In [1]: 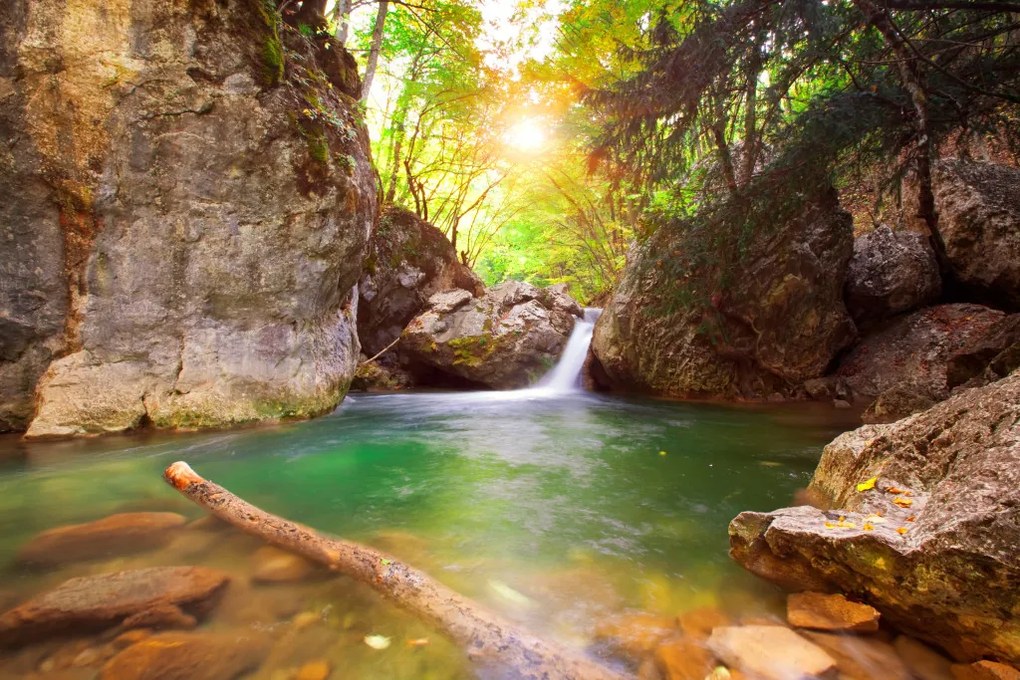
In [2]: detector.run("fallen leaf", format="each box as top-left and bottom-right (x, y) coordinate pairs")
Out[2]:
(906, 515), (916, 522)
(863, 523), (874, 531)
(364, 635), (392, 650)
(897, 527), (909, 535)
(380, 558), (392, 566)
(856, 476), (878, 492)
(406, 638), (430, 647)
(885, 486), (908, 494)
(892, 496), (913, 508)
(659, 450), (668, 456)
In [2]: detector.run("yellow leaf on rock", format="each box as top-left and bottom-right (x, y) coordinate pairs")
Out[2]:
(893, 497), (913, 508)
(856, 477), (878, 492)
(897, 527), (909, 535)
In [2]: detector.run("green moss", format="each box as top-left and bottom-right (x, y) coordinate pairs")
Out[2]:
(448, 334), (497, 367)
(258, 0), (285, 86)
(307, 134), (330, 163)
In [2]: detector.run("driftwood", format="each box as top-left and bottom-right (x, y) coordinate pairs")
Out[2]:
(163, 461), (629, 680)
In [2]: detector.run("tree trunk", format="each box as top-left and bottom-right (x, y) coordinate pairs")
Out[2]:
(852, 0), (950, 270)
(292, 0), (329, 30)
(361, 1), (389, 104)
(162, 462), (628, 680)
(333, 0), (353, 45)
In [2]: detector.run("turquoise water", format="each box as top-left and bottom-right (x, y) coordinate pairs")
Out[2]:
(0, 391), (857, 677)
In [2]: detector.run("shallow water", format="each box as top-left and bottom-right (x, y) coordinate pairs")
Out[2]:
(0, 390), (859, 678)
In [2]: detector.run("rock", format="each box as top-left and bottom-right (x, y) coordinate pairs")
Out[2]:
(358, 206), (484, 358)
(592, 187), (856, 399)
(17, 512), (186, 566)
(952, 661), (1020, 680)
(729, 371), (1020, 664)
(0, 566), (229, 647)
(350, 357), (415, 392)
(844, 225), (941, 328)
(894, 636), (954, 680)
(677, 607), (730, 641)
(2, 0), (376, 437)
(803, 631), (911, 680)
(933, 159), (1020, 306)
(835, 304), (1015, 421)
(786, 592), (880, 633)
(706, 625), (837, 680)
(99, 631), (268, 680)
(401, 281), (582, 389)
(593, 612), (678, 662)
(654, 637), (716, 680)
(294, 659), (332, 680)
(251, 546), (317, 583)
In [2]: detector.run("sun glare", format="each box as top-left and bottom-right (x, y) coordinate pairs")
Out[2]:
(503, 118), (547, 154)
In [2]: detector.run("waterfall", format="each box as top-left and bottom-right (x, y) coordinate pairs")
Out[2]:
(534, 308), (602, 393)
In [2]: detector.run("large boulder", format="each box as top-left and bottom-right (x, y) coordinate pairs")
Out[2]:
(934, 159), (1020, 307)
(401, 281), (581, 389)
(835, 304), (1019, 422)
(844, 225), (941, 328)
(592, 188), (856, 398)
(17, 512), (187, 566)
(0, 0), (377, 437)
(729, 370), (1020, 664)
(358, 206), (483, 357)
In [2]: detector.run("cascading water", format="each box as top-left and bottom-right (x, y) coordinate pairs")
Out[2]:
(533, 307), (602, 393)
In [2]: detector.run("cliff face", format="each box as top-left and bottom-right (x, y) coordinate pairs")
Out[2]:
(0, 0), (377, 437)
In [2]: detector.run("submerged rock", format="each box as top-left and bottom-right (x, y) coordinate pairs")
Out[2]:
(844, 225), (941, 328)
(729, 371), (1020, 664)
(1, 0), (376, 437)
(99, 630), (268, 680)
(17, 512), (186, 566)
(835, 304), (1016, 421)
(592, 187), (855, 399)
(358, 206), (484, 358)
(401, 281), (581, 389)
(0, 566), (229, 647)
(706, 625), (837, 680)
(803, 631), (912, 680)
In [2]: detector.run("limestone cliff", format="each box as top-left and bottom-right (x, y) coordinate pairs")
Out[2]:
(0, 0), (377, 437)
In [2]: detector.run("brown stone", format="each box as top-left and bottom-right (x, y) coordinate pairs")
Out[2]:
(804, 631), (911, 680)
(594, 612), (678, 662)
(677, 606), (730, 641)
(99, 631), (268, 680)
(787, 592), (880, 633)
(707, 625), (837, 680)
(0, 567), (229, 647)
(17, 512), (187, 566)
(654, 637), (716, 680)
(952, 661), (1020, 680)
(894, 636), (954, 680)
(251, 546), (317, 584)
(294, 659), (332, 680)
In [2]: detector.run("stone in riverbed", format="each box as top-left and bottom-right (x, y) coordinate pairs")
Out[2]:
(894, 636), (954, 680)
(17, 512), (187, 566)
(593, 612), (678, 662)
(952, 661), (1020, 680)
(99, 631), (268, 680)
(786, 592), (880, 633)
(654, 637), (716, 680)
(706, 625), (837, 680)
(803, 631), (911, 680)
(0, 566), (229, 647)
(251, 546), (318, 584)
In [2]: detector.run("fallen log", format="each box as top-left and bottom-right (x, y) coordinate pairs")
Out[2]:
(163, 461), (630, 680)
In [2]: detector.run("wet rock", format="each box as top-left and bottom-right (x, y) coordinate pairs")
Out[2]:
(952, 661), (1020, 680)
(730, 371), (1020, 664)
(358, 206), (484, 358)
(654, 637), (716, 680)
(17, 512), (186, 566)
(401, 281), (582, 389)
(786, 592), (880, 633)
(0, 566), (229, 647)
(99, 631), (268, 680)
(677, 607), (730, 642)
(251, 546), (317, 584)
(934, 159), (1020, 306)
(894, 636), (954, 680)
(592, 187), (855, 399)
(835, 304), (1014, 422)
(4, 0), (376, 438)
(803, 631), (911, 680)
(594, 612), (678, 662)
(845, 225), (941, 328)
(706, 625), (837, 680)
(350, 358), (415, 392)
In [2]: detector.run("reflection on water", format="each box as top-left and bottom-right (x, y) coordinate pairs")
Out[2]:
(0, 391), (857, 678)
